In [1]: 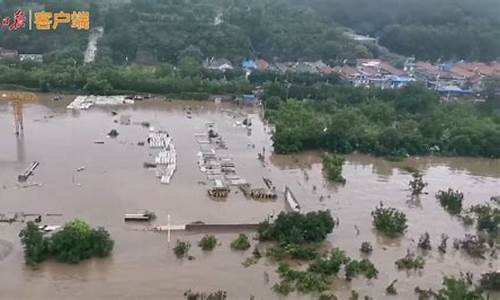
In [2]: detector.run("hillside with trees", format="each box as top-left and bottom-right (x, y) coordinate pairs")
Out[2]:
(302, 0), (500, 62)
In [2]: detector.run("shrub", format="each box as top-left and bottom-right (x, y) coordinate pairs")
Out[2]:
(409, 172), (427, 195)
(19, 222), (49, 266)
(308, 248), (349, 276)
(230, 234), (251, 250)
(436, 189), (464, 214)
(480, 271), (500, 290)
(174, 240), (191, 258)
(345, 259), (378, 280)
(322, 153), (346, 183)
(360, 241), (373, 254)
(267, 243), (319, 261)
(371, 203), (408, 237)
(438, 276), (485, 299)
(395, 254), (425, 270)
(198, 235), (218, 251)
(258, 210), (335, 244)
(275, 263), (331, 294)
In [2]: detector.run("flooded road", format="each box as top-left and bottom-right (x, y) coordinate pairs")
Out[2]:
(1, 93), (499, 299)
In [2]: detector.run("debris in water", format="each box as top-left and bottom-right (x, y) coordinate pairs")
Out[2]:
(76, 166), (86, 172)
(18, 161), (39, 182)
(107, 129), (119, 137)
(418, 232), (432, 250)
(438, 234), (449, 253)
(94, 140), (105, 144)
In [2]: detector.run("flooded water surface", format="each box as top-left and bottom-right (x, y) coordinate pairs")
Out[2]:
(1, 93), (499, 299)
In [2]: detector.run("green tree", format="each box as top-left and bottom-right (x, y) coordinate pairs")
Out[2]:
(19, 222), (49, 266)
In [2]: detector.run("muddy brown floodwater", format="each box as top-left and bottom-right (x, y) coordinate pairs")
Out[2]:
(1, 92), (500, 299)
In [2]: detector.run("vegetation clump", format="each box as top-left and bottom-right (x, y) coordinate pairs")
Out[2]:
(480, 271), (500, 291)
(183, 289), (227, 300)
(418, 232), (432, 250)
(230, 234), (251, 251)
(258, 210), (335, 244)
(345, 259), (379, 281)
(436, 189), (464, 215)
(174, 240), (191, 258)
(371, 203), (408, 237)
(360, 241), (373, 254)
(395, 253), (425, 270)
(198, 235), (218, 251)
(409, 172), (427, 195)
(19, 220), (114, 266)
(416, 275), (486, 299)
(322, 153), (346, 183)
(267, 243), (319, 261)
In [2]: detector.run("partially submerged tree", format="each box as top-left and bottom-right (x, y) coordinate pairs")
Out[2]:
(322, 153), (346, 183)
(258, 210), (335, 244)
(371, 203), (408, 237)
(436, 189), (464, 215)
(230, 234), (251, 251)
(19, 221), (49, 266)
(49, 220), (113, 263)
(198, 235), (218, 251)
(174, 240), (191, 258)
(19, 219), (114, 266)
(409, 172), (427, 195)
(395, 253), (425, 270)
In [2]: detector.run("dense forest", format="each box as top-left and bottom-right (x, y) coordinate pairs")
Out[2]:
(302, 0), (500, 62)
(0, 0), (371, 64)
(265, 83), (500, 158)
(1, 0), (499, 63)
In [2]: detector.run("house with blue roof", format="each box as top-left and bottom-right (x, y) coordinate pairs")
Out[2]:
(241, 59), (257, 71)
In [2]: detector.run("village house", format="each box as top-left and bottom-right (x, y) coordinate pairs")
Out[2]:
(203, 57), (233, 71)
(19, 54), (43, 63)
(0, 47), (18, 60)
(241, 59), (257, 71)
(256, 59), (270, 71)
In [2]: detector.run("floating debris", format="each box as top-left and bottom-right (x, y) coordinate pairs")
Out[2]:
(284, 186), (301, 213)
(94, 140), (105, 144)
(18, 161), (39, 182)
(107, 129), (119, 137)
(67, 95), (133, 110)
(124, 211), (156, 222)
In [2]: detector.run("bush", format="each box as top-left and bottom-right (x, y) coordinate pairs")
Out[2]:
(19, 220), (114, 266)
(308, 248), (350, 276)
(19, 222), (49, 266)
(258, 210), (335, 244)
(436, 189), (464, 214)
(345, 259), (378, 280)
(360, 241), (373, 254)
(409, 172), (427, 195)
(267, 243), (319, 261)
(395, 254), (425, 270)
(438, 276), (485, 299)
(275, 263), (331, 294)
(371, 203), (408, 237)
(322, 153), (346, 183)
(174, 240), (191, 258)
(198, 235), (218, 251)
(480, 271), (500, 291)
(230, 234), (251, 251)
